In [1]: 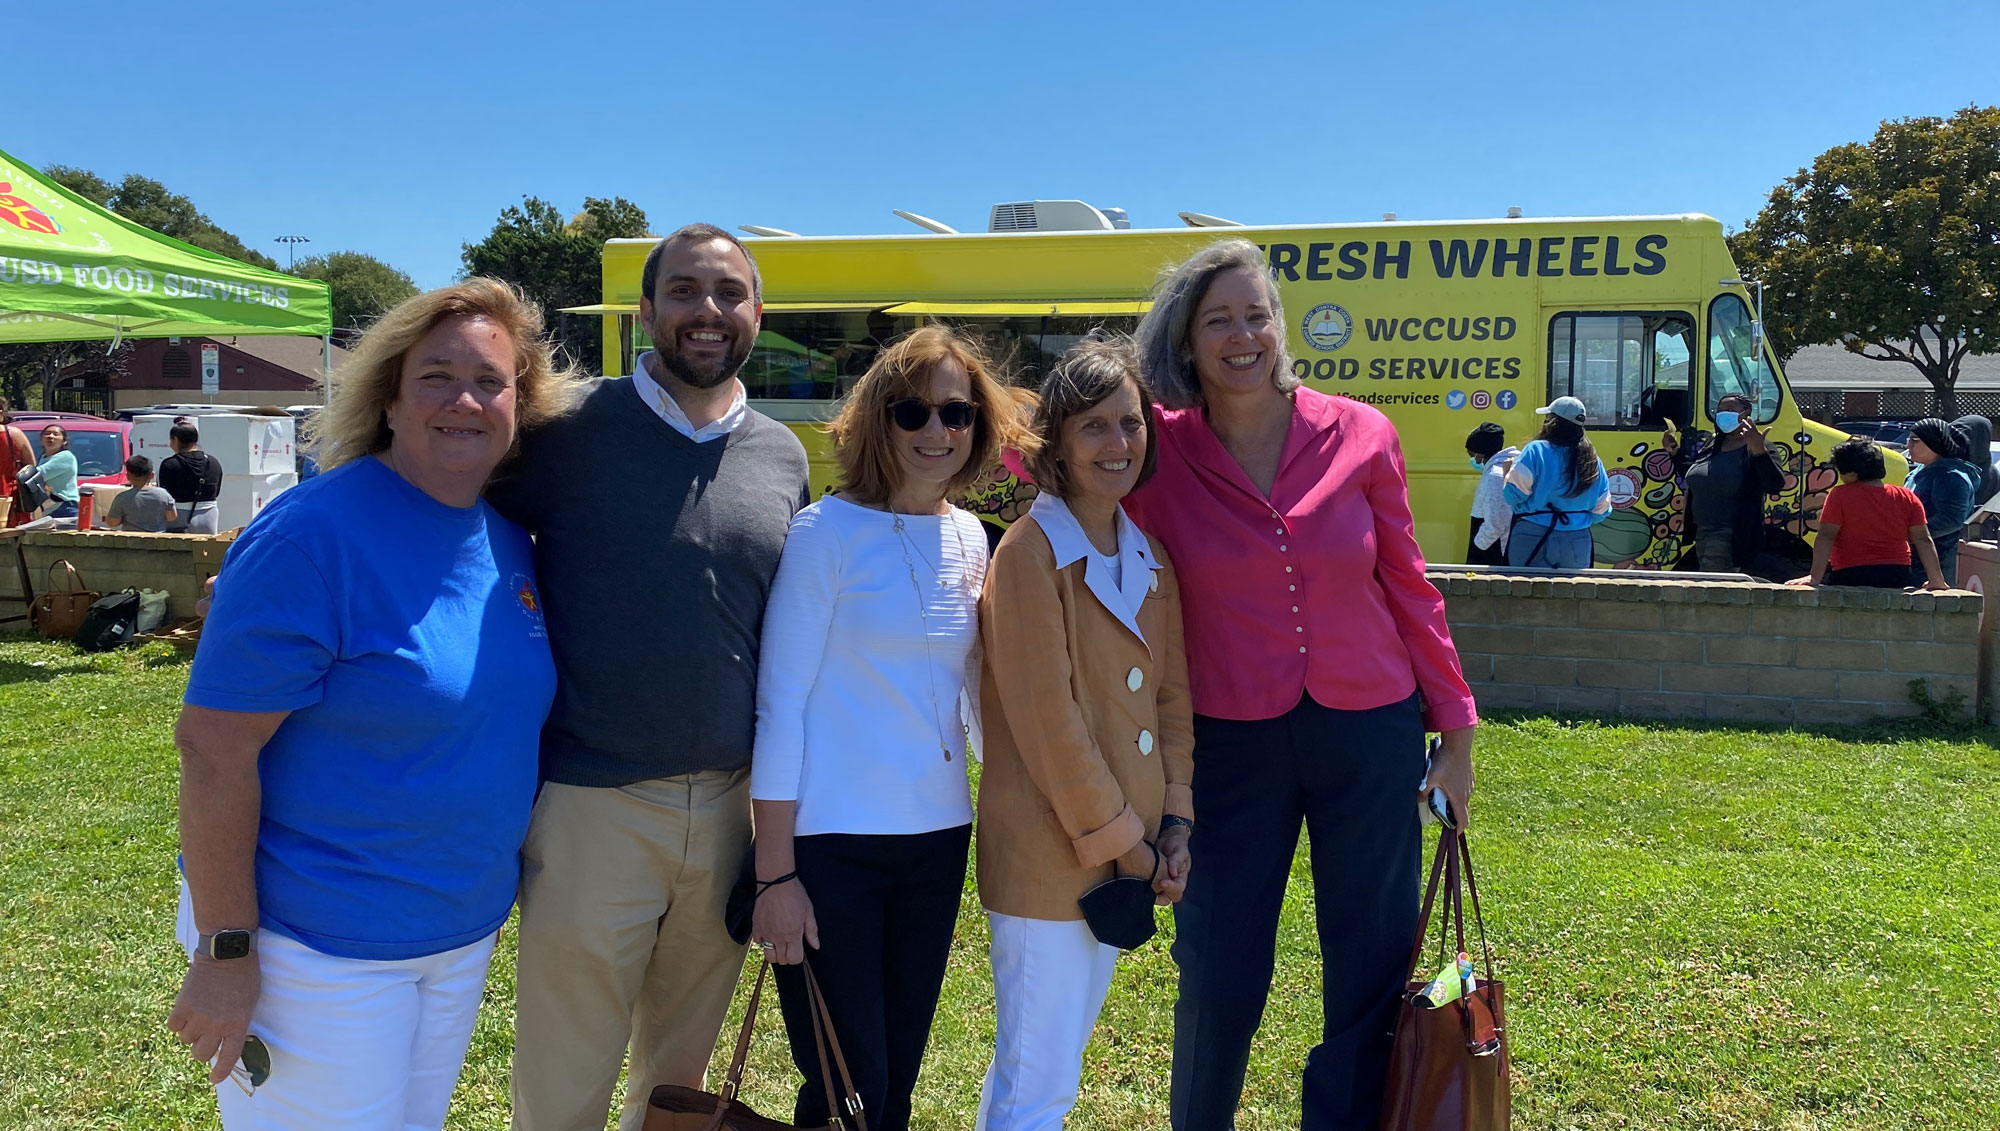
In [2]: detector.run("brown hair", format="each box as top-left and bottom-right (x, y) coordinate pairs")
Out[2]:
(308, 278), (580, 470)
(1024, 333), (1157, 499)
(827, 325), (1031, 505)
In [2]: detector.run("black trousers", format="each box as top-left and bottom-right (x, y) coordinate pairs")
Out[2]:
(773, 823), (970, 1131)
(1170, 692), (1425, 1131)
(1465, 518), (1508, 567)
(1826, 563), (1911, 588)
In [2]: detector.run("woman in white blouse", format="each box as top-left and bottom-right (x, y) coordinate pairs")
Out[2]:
(750, 325), (1029, 1131)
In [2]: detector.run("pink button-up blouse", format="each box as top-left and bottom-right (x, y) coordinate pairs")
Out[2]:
(1123, 387), (1478, 731)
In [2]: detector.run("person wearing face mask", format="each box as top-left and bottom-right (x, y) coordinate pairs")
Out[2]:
(1902, 417), (1979, 586)
(1664, 394), (1786, 575)
(1123, 240), (1478, 1131)
(750, 325), (1031, 1130)
(486, 225), (813, 1131)
(1463, 422), (1516, 566)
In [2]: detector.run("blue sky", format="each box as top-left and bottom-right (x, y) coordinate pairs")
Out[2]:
(12, 0), (1998, 289)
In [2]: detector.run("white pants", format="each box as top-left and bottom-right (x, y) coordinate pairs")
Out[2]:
(176, 881), (498, 1131)
(975, 912), (1121, 1131)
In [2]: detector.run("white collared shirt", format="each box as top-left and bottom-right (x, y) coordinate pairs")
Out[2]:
(634, 351), (750, 443)
(1029, 493), (1161, 647)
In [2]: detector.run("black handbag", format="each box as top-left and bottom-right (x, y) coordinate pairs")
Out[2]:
(1077, 842), (1159, 950)
(16, 462), (51, 513)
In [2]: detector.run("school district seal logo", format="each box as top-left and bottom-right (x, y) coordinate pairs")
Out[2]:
(1301, 303), (1352, 352)
(512, 573), (547, 638)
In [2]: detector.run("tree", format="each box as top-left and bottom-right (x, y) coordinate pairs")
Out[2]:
(1729, 106), (2000, 419)
(0, 339), (132, 414)
(0, 166), (277, 404)
(290, 251), (419, 341)
(42, 165), (280, 270)
(462, 195), (652, 373)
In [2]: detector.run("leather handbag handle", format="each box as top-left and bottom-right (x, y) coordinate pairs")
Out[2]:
(804, 960), (868, 1130)
(1407, 825), (1455, 977)
(1458, 832), (1498, 984)
(43, 559), (86, 594)
(700, 959), (774, 1131)
(700, 957), (870, 1131)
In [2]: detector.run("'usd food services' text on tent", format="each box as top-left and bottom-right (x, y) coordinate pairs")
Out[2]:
(0, 146), (331, 348)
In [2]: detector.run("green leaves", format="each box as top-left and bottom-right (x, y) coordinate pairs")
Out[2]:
(287, 251), (418, 337)
(1730, 106), (2000, 417)
(460, 195), (652, 374)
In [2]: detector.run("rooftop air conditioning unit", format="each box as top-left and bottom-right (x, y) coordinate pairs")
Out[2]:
(988, 200), (1121, 232)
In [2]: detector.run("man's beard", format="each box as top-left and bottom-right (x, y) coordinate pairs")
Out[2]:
(651, 319), (753, 390)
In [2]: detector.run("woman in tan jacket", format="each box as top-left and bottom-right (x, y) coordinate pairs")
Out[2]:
(975, 335), (1195, 1131)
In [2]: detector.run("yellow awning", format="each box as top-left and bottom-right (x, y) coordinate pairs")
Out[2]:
(883, 300), (1152, 317)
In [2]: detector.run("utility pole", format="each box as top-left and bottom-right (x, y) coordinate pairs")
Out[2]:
(274, 235), (311, 270)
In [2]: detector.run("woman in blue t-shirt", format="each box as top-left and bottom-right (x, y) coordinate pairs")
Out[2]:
(1503, 396), (1612, 569)
(35, 423), (81, 520)
(168, 279), (577, 1130)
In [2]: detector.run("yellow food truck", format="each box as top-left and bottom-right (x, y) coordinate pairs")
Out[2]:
(588, 211), (1863, 573)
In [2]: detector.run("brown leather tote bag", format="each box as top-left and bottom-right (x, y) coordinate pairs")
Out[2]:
(1379, 826), (1509, 1131)
(33, 560), (99, 640)
(646, 958), (868, 1131)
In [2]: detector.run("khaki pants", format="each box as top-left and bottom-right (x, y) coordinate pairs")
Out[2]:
(511, 770), (751, 1131)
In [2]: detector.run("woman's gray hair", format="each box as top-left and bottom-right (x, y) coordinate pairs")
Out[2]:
(1136, 238), (1298, 410)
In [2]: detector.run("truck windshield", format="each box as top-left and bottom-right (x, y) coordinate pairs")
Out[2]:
(1707, 293), (1781, 424)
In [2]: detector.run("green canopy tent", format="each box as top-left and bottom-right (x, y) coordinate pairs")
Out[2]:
(0, 145), (333, 403)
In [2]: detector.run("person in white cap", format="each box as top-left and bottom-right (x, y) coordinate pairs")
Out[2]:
(1501, 395), (1610, 569)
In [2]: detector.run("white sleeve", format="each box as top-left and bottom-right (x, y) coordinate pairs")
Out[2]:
(958, 513), (990, 763)
(750, 507), (844, 804)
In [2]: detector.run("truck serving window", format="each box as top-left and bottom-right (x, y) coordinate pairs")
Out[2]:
(632, 309), (914, 399)
(1706, 293), (1782, 425)
(1547, 312), (1695, 429)
(939, 315), (1140, 386)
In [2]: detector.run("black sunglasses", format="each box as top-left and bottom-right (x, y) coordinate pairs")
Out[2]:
(887, 398), (977, 433)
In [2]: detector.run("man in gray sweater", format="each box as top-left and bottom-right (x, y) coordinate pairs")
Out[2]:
(489, 224), (810, 1131)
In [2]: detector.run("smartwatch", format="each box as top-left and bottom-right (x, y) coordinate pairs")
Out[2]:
(197, 929), (256, 961)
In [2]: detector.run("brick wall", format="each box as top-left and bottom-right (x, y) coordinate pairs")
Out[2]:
(5, 531), (229, 623)
(1433, 573), (1982, 726)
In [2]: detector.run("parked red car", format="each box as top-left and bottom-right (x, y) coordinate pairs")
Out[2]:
(12, 411), (133, 487)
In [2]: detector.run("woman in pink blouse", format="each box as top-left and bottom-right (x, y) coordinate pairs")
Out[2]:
(1123, 239), (1478, 1131)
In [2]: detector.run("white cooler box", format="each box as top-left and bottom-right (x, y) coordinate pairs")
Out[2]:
(130, 414), (297, 476)
(217, 472), (298, 531)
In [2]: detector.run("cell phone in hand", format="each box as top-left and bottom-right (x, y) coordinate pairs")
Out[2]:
(1419, 735), (1456, 829)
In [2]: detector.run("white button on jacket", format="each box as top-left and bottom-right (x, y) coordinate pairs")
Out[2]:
(1127, 667), (1144, 693)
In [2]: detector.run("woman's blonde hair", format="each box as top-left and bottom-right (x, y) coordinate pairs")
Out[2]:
(307, 278), (579, 469)
(827, 325), (1033, 505)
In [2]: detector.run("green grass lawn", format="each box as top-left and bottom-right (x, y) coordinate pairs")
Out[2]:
(2, 635), (1997, 1130)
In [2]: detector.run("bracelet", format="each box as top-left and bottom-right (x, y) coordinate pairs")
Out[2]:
(752, 871), (799, 899)
(1159, 814), (1195, 835)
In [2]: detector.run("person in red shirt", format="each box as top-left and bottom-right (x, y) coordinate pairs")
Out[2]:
(1803, 437), (1949, 589)
(1124, 239), (1477, 1131)
(0, 399), (34, 528)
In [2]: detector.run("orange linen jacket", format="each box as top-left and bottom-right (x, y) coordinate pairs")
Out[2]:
(975, 508), (1196, 922)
